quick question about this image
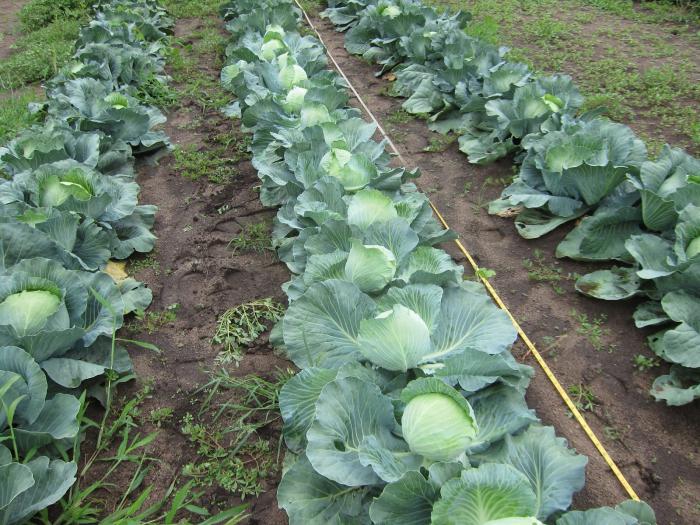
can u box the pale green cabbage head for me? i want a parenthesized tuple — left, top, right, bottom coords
(279, 63, 308, 89)
(261, 39, 286, 61)
(687, 236, 700, 258)
(401, 378, 478, 462)
(283, 86, 308, 112)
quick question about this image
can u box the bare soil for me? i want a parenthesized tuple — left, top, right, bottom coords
(0, 0, 27, 59)
(310, 13, 700, 525)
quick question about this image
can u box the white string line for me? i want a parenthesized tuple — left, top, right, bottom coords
(294, 2, 410, 167)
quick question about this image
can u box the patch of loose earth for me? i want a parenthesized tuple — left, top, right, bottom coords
(0, 0, 29, 60)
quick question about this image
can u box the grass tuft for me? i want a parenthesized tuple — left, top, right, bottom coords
(213, 298, 284, 365)
(0, 89, 44, 144)
(228, 222, 273, 255)
(173, 145, 239, 184)
(0, 21, 81, 89)
(18, 0, 88, 32)
(181, 368, 293, 499)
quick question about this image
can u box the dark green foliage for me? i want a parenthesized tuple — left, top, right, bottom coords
(0, 20, 82, 89)
(18, 0, 88, 32)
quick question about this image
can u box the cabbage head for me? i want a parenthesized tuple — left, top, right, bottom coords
(401, 378, 478, 462)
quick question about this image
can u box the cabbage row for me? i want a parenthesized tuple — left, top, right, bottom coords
(0, 1, 172, 522)
(321, 0, 700, 406)
(219, 1, 656, 523)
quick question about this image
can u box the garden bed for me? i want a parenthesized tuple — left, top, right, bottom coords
(306, 7, 699, 524)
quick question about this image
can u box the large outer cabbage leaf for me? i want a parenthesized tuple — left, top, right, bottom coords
(277, 454, 373, 525)
(282, 280, 376, 368)
(474, 425, 587, 520)
(306, 376, 421, 486)
(369, 470, 439, 525)
(0, 454, 77, 525)
(0, 347, 47, 429)
(431, 463, 538, 525)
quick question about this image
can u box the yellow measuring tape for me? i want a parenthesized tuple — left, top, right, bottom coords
(429, 206, 640, 502)
(294, 0, 640, 502)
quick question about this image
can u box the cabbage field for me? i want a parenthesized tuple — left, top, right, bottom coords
(0, 0, 698, 523)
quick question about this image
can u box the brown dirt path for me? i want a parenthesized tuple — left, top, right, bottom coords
(310, 13, 700, 524)
(0, 0, 28, 59)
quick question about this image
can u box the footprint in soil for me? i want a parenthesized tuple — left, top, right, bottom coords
(213, 216, 243, 234)
(202, 238, 234, 258)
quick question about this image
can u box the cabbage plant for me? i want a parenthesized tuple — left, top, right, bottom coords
(0, 259, 135, 393)
(556, 145, 700, 263)
(575, 206, 700, 405)
(489, 118, 647, 239)
(0, 123, 134, 178)
(223, 0, 660, 522)
(0, 0, 169, 521)
(628, 145, 700, 232)
(46, 78, 169, 152)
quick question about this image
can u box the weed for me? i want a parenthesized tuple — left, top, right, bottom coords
(229, 221, 272, 254)
(181, 413, 275, 499)
(18, 0, 88, 32)
(173, 145, 238, 183)
(212, 130, 251, 160)
(386, 108, 415, 125)
(475, 267, 497, 280)
(528, 15, 567, 41)
(180, 75, 229, 112)
(570, 309, 616, 353)
(574, 11, 595, 24)
(465, 14, 500, 43)
(161, 0, 225, 18)
(462, 181, 473, 195)
(148, 406, 175, 427)
(632, 354, 661, 372)
(541, 334, 567, 358)
(213, 298, 285, 365)
(43, 385, 155, 524)
(377, 83, 396, 97)
(191, 27, 226, 57)
(471, 175, 513, 210)
(567, 384, 598, 413)
(132, 303, 180, 334)
(135, 76, 179, 108)
(0, 88, 44, 143)
(167, 33, 229, 112)
(604, 425, 621, 441)
(44, 382, 247, 524)
(180, 369, 291, 499)
(127, 251, 160, 275)
(389, 127, 409, 143)
(523, 249, 563, 283)
(522, 249, 576, 294)
(0, 19, 83, 89)
(586, 0, 700, 23)
(423, 134, 456, 152)
(297, 0, 325, 16)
